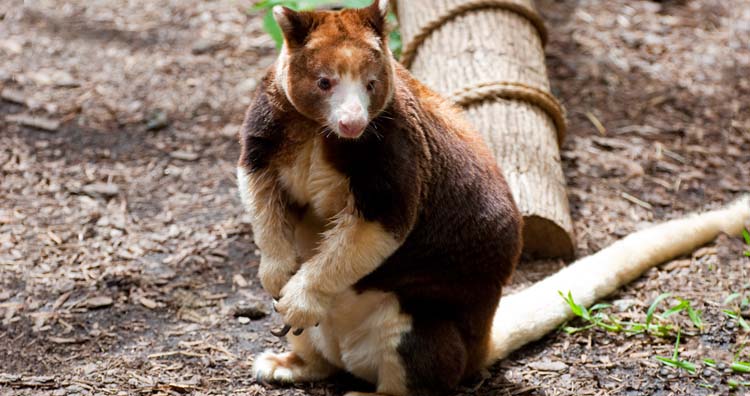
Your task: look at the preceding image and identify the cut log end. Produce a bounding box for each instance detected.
[522,215,574,260]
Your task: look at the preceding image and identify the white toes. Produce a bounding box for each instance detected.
[271,365,294,382]
[253,351,295,384]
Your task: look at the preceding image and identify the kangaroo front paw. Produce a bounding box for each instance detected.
[258,256,297,298]
[275,274,330,329]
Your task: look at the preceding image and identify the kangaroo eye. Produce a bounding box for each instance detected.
[367,80,376,92]
[318,78,332,91]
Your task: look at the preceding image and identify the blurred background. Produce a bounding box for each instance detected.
[1,1,749,395]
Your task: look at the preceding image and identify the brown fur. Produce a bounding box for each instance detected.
[239,3,522,395]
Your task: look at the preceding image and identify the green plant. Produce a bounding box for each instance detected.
[661,297,704,330]
[252,0,403,58]
[558,291,620,334]
[723,292,750,332]
[743,228,750,257]
[729,379,750,389]
[730,343,750,374]
[732,361,750,373]
[559,291,750,382]
[559,291,705,337]
[646,292,672,328]
[654,329,697,374]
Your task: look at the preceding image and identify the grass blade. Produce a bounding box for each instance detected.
[677,360,697,374]
[559,291,590,320]
[673,329,681,360]
[731,361,750,373]
[686,305,703,330]
[647,293,672,327]
[655,356,678,368]
[729,379,750,389]
[739,316,750,331]
[590,303,612,312]
[725,292,742,305]
[662,300,688,319]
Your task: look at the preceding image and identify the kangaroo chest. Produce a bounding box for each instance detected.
[276,138,350,219]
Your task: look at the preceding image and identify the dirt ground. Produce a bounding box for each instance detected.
[1,0,749,395]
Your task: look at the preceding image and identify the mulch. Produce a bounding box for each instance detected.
[1,0,748,395]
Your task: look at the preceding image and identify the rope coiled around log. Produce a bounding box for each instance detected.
[450,81,566,144]
[399,0,548,68]
[396,0,566,145]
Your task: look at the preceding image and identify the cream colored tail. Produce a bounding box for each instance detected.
[486,195,750,365]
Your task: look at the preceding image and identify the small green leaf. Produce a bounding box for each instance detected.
[262,10,284,49]
[728,379,750,389]
[338,0,373,7]
[655,356,679,368]
[655,356,696,374]
[673,329,682,360]
[676,360,697,374]
[646,293,672,328]
[579,304,591,321]
[560,291,583,318]
[662,300,689,319]
[654,331,696,375]
[388,30,402,59]
[735,343,746,361]
[597,321,622,332]
[732,361,750,373]
[624,322,647,334]
[723,309,750,331]
[252,0,273,11]
[740,316,750,331]
[590,303,613,312]
[703,358,717,367]
[562,324,595,334]
[686,306,703,330]
[253,0,299,11]
[725,292,742,305]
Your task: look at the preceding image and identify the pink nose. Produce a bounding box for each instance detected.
[338,120,367,138]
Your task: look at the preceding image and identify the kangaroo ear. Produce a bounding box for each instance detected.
[360,0,389,37]
[273,6,316,47]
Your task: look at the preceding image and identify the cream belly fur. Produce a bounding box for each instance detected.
[308,289,411,384]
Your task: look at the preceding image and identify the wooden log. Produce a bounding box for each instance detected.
[395,0,575,259]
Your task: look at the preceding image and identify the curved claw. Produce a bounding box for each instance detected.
[270,324,291,337]
[292,328,304,336]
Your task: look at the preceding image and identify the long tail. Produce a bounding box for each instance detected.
[486,195,750,365]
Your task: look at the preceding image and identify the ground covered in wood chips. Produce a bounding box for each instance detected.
[1,0,749,395]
